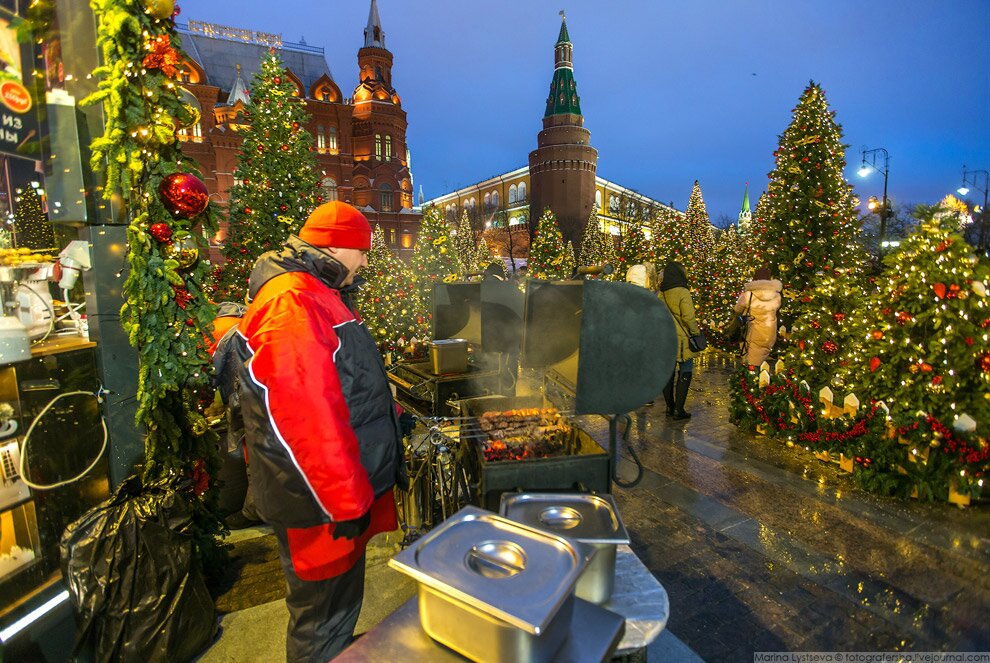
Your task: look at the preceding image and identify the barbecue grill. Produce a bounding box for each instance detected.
[403,277,677,520]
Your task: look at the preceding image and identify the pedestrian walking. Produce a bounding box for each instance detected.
[232,201,408,662]
[734,267,783,367]
[659,262,701,420]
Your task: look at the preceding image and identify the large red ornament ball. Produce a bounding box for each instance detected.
[821,340,838,355]
[149,222,173,243]
[273,76,282,85]
[280,144,289,152]
[869,357,881,372]
[158,173,209,219]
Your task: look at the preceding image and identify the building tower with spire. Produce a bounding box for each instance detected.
[527,11,598,247]
[739,182,752,228]
[352,0,414,211]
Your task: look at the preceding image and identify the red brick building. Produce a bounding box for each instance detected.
[174,0,420,257]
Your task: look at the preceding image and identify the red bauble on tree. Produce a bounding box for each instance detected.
[869,357,881,372]
[979,351,990,374]
[158,173,209,219]
[149,222,173,243]
[821,340,838,354]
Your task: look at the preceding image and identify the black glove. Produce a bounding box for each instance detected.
[332,511,371,541]
[399,411,417,438]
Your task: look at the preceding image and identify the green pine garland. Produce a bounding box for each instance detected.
[85,0,225,567]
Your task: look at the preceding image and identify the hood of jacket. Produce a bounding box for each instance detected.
[248,235,362,301]
[744,278,783,302]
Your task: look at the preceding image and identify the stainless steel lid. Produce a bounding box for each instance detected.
[389,506,589,635]
[499,493,631,546]
[429,338,468,347]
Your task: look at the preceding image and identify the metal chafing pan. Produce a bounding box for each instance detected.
[500,492,630,604]
[389,506,590,663]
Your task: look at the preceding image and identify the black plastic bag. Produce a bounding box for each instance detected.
[60,476,217,662]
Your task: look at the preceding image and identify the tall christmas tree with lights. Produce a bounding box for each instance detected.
[616,223,648,275]
[13,185,56,250]
[411,206,461,306]
[697,226,750,347]
[846,208,990,429]
[86,0,224,567]
[761,82,859,321]
[528,208,569,280]
[212,50,320,302]
[683,180,714,277]
[453,210,477,275]
[355,226,428,359]
[578,212,618,279]
[648,206,688,274]
[475,237,497,270]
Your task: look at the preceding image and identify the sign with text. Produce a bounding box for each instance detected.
[0,8,39,160]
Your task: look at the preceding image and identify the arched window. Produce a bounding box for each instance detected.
[328,126,338,151]
[384,135,392,161]
[316,125,326,150]
[468,197,476,210]
[595,190,602,211]
[375,134,382,160]
[484,193,491,209]
[375,65,383,80]
[491,191,499,209]
[380,184,393,212]
[517,182,526,201]
[509,184,517,204]
[322,177,338,202]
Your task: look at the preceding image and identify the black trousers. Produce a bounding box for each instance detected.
[274,528,366,663]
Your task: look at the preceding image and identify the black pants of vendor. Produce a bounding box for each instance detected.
[274,529,366,663]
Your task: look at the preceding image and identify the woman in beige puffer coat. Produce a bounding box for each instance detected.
[734,267,782,367]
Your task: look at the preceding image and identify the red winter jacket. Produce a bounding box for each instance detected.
[235,237,403,578]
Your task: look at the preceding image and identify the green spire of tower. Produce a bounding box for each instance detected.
[741,183,751,213]
[557,11,571,43]
[545,12,581,117]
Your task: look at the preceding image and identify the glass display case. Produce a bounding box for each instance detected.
[0,342,108,618]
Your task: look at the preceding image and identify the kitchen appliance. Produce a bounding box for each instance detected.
[388,360,500,418]
[500,492,630,604]
[389,505,590,663]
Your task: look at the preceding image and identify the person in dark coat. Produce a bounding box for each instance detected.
[234,202,406,662]
[659,262,701,420]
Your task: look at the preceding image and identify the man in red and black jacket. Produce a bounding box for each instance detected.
[234,202,407,661]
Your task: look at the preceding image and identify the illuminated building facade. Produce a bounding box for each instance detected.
[175,0,419,255]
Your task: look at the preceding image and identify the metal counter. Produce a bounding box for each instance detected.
[335,595,625,663]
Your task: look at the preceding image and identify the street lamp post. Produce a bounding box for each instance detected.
[858,147,890,258]
[958,166,989,252]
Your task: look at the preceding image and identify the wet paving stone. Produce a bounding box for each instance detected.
[592,353,990,656]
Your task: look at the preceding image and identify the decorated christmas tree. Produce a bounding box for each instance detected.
[453,210,478,275]
[761,82,859,320]
[86,0,224,567]
[648,206,688,275]
[355,226,428,359]
[577,212,619,280]
[528,208,570,280]
[616,223,648,275]
[780,263,873,388]
[13,185,56,250]
[411,205,461,305]
[212,49,320,301]
[846,207,990,430]
[475,236,497,270]
[563,241,577,279]
[682,181,714,277]
[696,226,750,347]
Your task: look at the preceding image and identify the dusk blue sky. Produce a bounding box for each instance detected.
[180,0,990,222]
